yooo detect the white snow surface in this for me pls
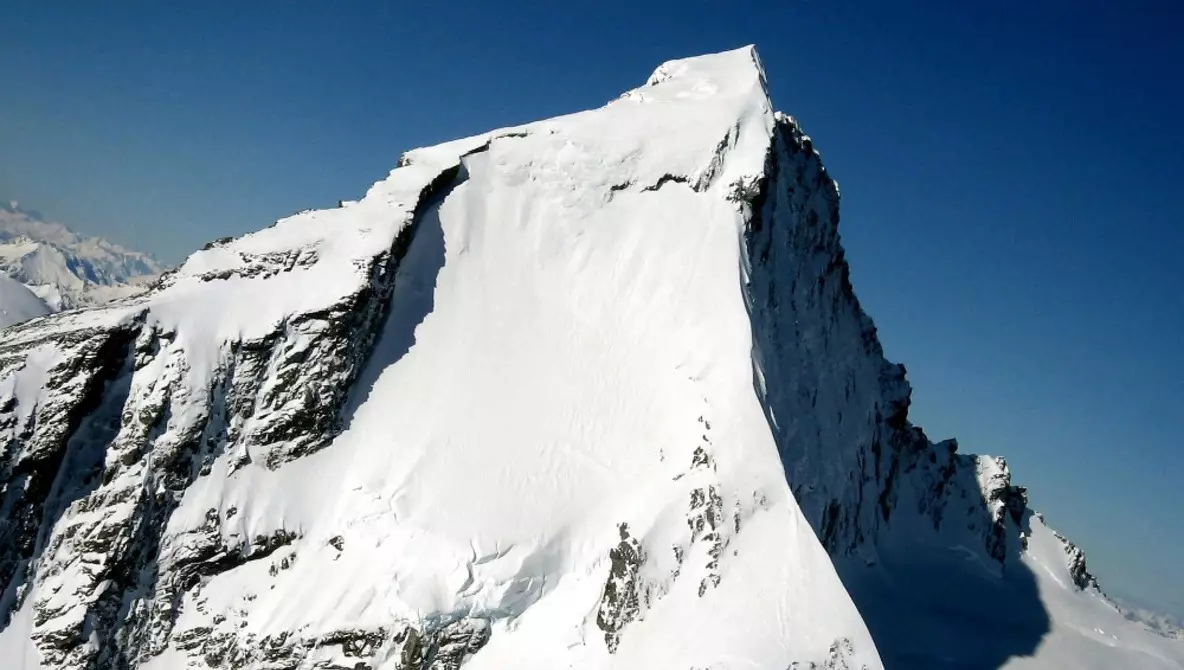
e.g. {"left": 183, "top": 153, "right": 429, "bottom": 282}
{"left": 0, "top": 274, "right": 50, "bottom": 329}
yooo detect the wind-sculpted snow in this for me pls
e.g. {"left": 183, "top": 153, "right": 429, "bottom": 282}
{"left": 0, "top": 46, "right": 1179, "bottom": 670}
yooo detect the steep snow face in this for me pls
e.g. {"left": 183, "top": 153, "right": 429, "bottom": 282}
{"left": 0, "top": 203, "right": 164, "bottom": 312}
{"left": 0, "top": 275, "right": 49, "bottom": 329}
{"left": 0, "top": 48, "right": 881, "bottom": 669}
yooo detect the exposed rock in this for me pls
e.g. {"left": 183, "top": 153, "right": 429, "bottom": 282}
{"left": 597, "top": 523, "right": 646, "bottom": 653}
{"left": 1055, "top": 530, "right": 1100, "bottom": 591}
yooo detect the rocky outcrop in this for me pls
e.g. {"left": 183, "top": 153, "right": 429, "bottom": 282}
{"left": 789, "top": 638, "right": 869, "bottom": 670}
{"left": 596, "top": 524, "right": 645, "bottom": 654}
{"left": 1053, "top": 528, "right": 1099, "bottom": 591}
{"left": 171, "top": 617, "right": 490, "bottom": 670}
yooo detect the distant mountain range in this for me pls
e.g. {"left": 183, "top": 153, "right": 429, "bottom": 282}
{"left": 0, "top": 201, "right": 164, "bottom": 318}
{"left": 1112, "top": 596, "right": 1184, "bottom": 640}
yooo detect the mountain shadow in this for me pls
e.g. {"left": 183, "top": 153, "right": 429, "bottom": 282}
{"left": 833, "top": 504, "right": 1051, "bottom": 669}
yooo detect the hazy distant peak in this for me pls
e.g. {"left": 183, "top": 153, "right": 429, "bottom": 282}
{"left": 0, "top": 201, "right": 165, "bottom": 315}
{"left": 0, "top": 203, "right": 164, "bottom": 272}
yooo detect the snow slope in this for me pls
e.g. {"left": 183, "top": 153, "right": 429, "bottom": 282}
{"left": 832, "top": 457, "right": 1184, "bottom": 669}
{"left": 0, "top": 202, "right": 163, "bottom": 313}
{"left": 0, "top": 46, "right": 1178, "bottom": 670}
{"left": 0, "top": 274, "right": 49, "bottom": 329}
{"left": 1006, "top": 515, "right": 1184, "bottom": 669}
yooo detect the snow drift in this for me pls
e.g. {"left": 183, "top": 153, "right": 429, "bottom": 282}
{"left": 0, "top": 47, "right": 1179, "bottom": 670}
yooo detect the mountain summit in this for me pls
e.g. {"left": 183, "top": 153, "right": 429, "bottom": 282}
{"left": 0, "top": 47, "right": 1179, "bottom": 670}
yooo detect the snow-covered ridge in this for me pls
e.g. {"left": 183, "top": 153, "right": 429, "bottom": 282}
{"left": 0, "top": 46, "right": 1179, "bottom": 670}
{"left": 0, "top": 202, "right": 164, "bottom": 313}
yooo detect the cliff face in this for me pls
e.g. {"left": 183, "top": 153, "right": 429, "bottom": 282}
{"left": 0, "top": 47, "right": 1177, "bottom": 670}
{"left": 740, "top": 116, "right": 1053, "bottom": 669}
{"left": 740, "top": 94, "right": 1180, "bottom": 670}
{"left": 742, "top": 115, "right": 1031, "bottom": 564}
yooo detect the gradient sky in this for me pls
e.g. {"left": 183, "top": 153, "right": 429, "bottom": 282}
{"left": 2, "top": 1, "right": 1181, "bottom": 617}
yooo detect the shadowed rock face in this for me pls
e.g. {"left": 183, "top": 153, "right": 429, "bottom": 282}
{"left": 742, "top": 116, "right": 1051, "bottom": 669}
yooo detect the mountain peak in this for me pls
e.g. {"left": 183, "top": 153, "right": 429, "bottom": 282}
{"left": 0, "top": 49, "right": 1179, "bottom": 670}
{"left": 638, "top": 44, "right": 767, "bottom": 96}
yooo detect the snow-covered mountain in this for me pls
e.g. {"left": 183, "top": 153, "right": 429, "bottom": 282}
{"left": 0, "top": 201, "right": 164, "bottom": 313}
{"left": 0, "top": 47, "right": 1178, "bottom": 670}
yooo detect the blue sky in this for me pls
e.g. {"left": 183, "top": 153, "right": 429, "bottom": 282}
{"left": 2, "top": 1, "right": 1181, "bottom": 616}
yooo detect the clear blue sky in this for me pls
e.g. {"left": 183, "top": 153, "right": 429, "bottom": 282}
{"left": 2, "top": 1, "right": 1181, "bottom": 617}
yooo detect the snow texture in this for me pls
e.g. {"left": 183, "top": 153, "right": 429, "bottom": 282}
{"left": 0, "top": 47, "right": 1179, "bottom": 670}
{"left": 0, "top": 275, "right": 50, "bottom": 329}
